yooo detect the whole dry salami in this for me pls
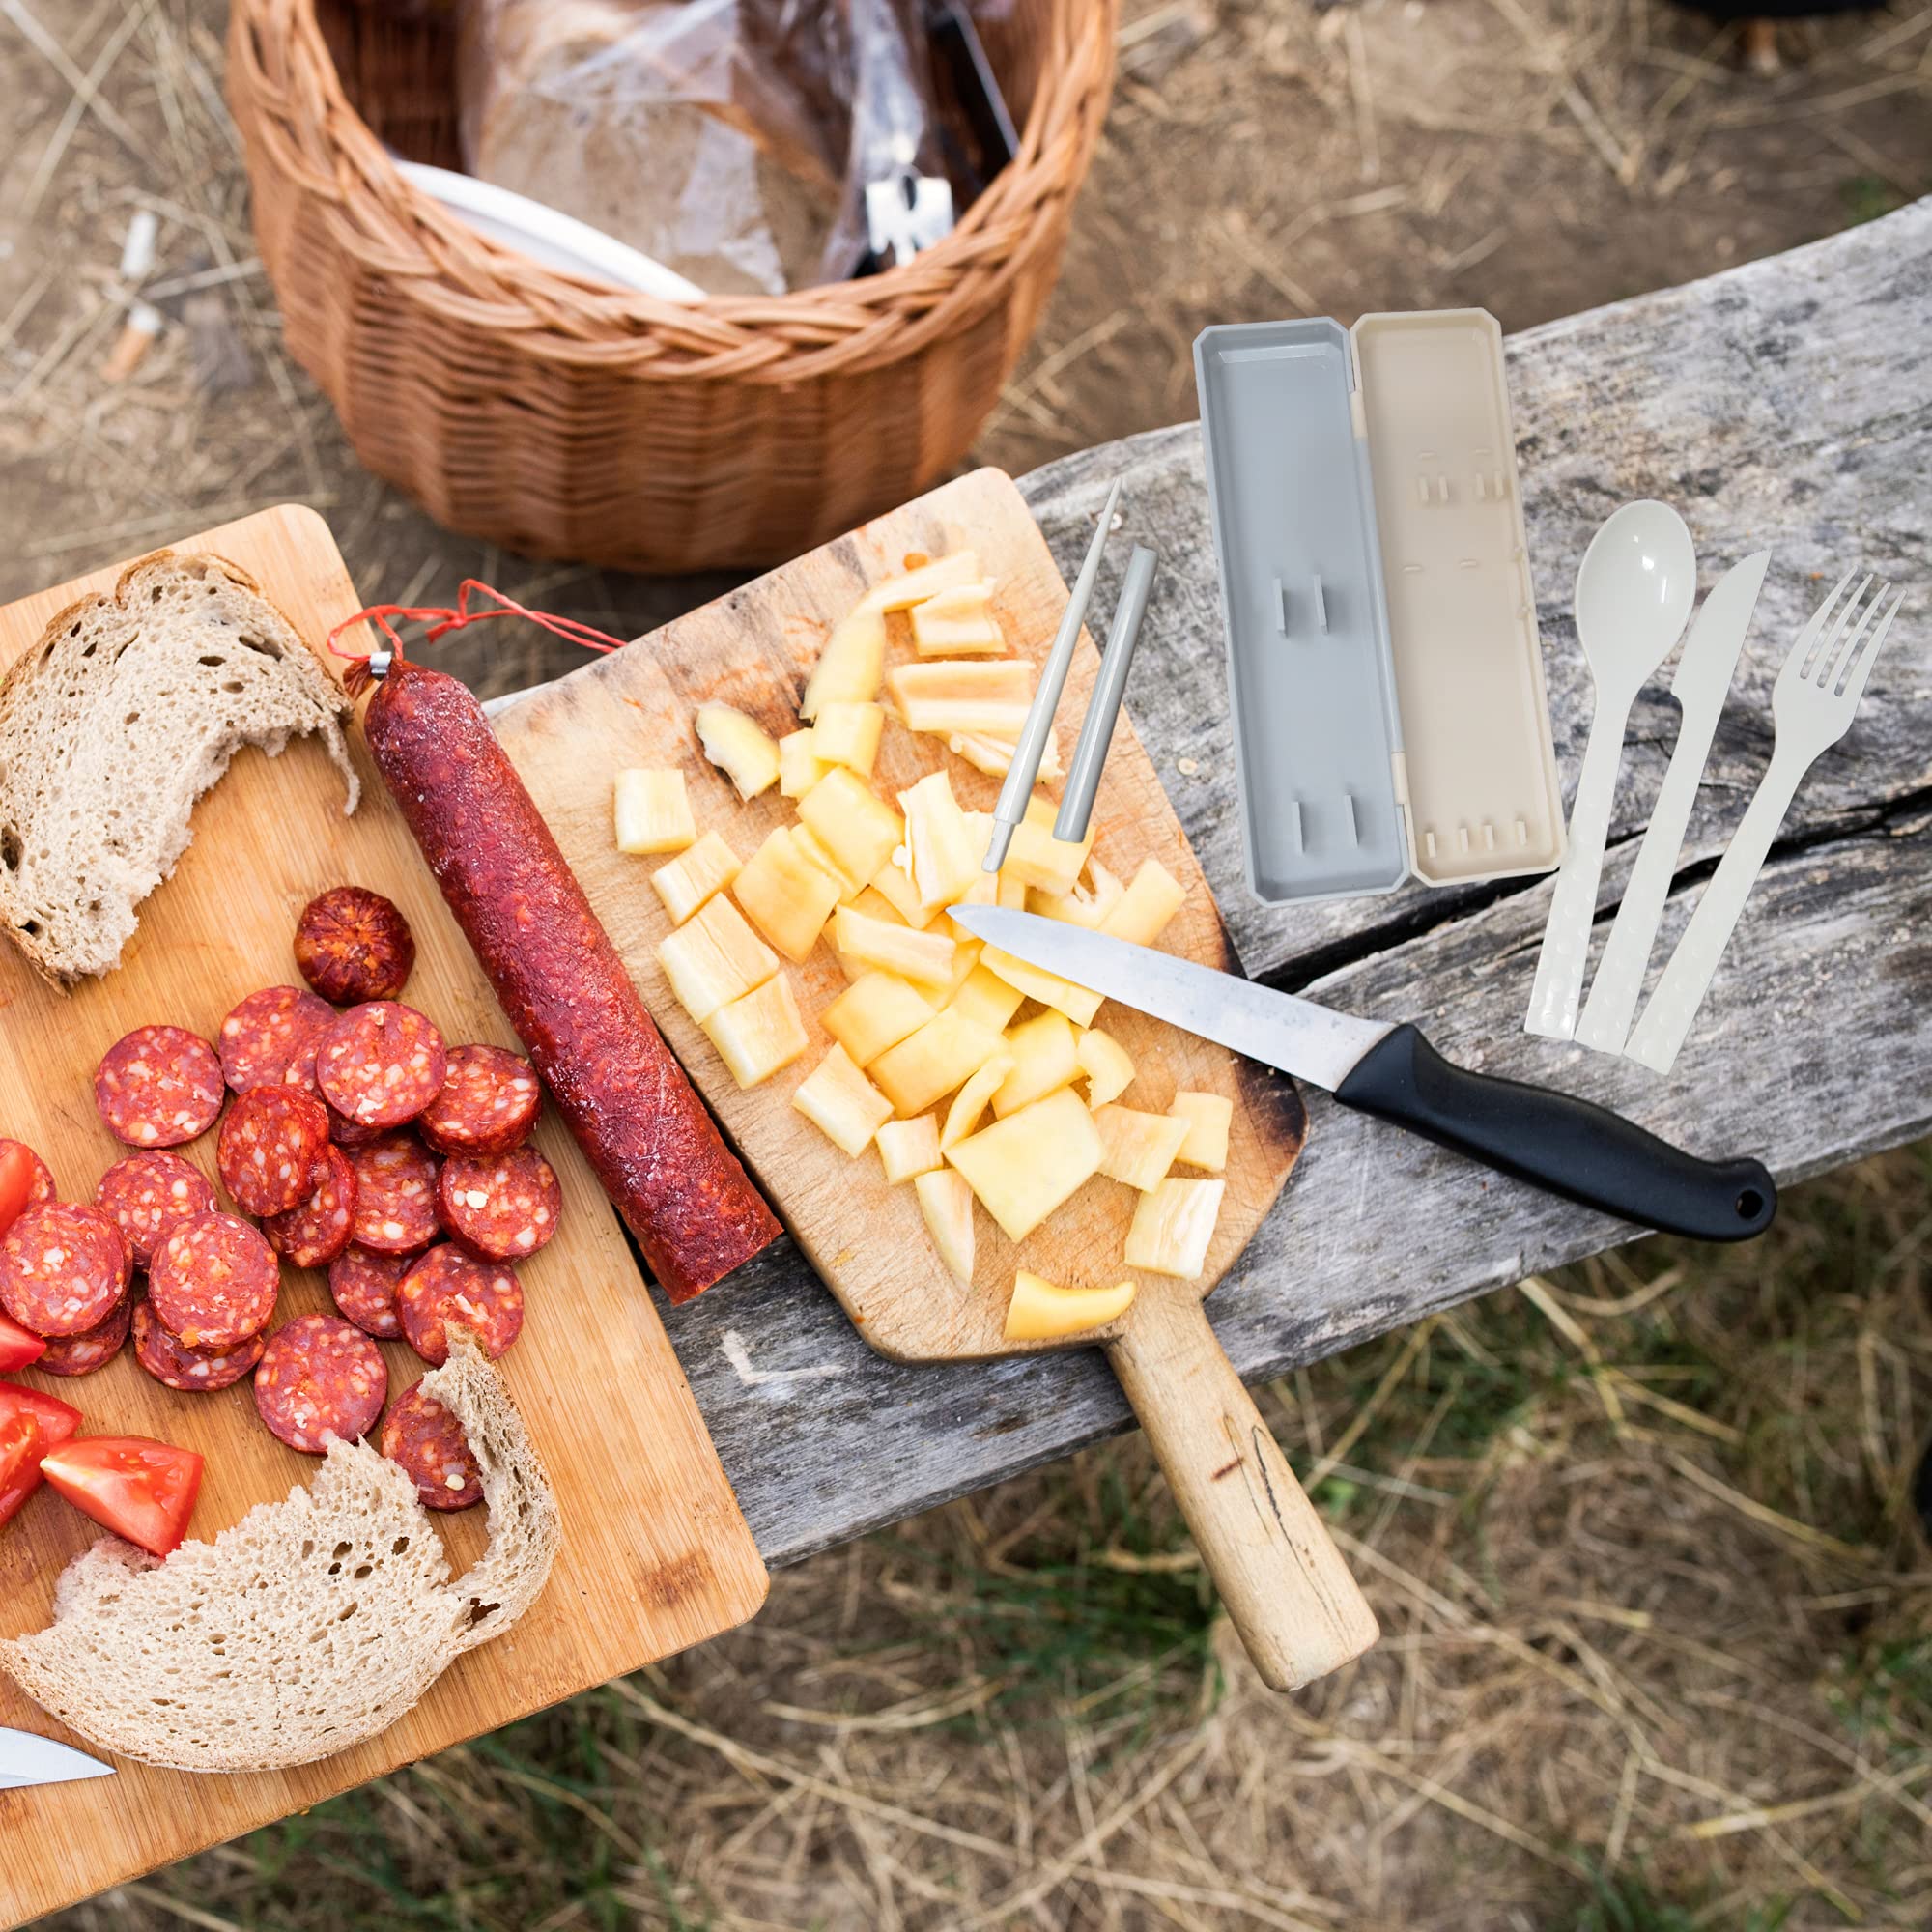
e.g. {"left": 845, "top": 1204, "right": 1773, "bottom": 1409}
{"left": 94, "top": 1151, "right": 217, "bottom": 1269}
{"left": 1, "top": 1140, "right": 56, "bottom": 1211}
{"left": 0, "top": 1202, "right": 128, "bottom": 1337}
{"left": 345, "top": 1134, "right": 440, "bottom": 1253}
{"left": 357, "top": 655, "right": 778, "bottom": 1301}
{"left": 316, "top": 1001, "right": 446, "bottom": 1129}
{"left": 295, "top": 886, "right": 416, "bottom": 1005}
{"left": 418, "top": 1044, "right": 542, "bottom": 1158}
{"left": 380, "top": 1383, "right": 483, "bottom": 1511}
{"left": 37, "top": 1294, "right": 131, "bottom": 1377}
{"left": 262, "top": 1145, "right": 358, "bottom": 1269}
{"left": 94, "top": 1025, "right": 225, "bottom": 1148}
{"left": 437, "top": 1147, "right": 561, "bottom": 1263}
{"left": 253, "top": 1313, "right": 387, "bottom": 1453}
{"left": 218, "top": 1086, "right": 330, "bottom": 1216}
{"left": 150, "top": 1210, "right": 279, "bottom": 1350}
{"left": 217, "top": 986, "right": 336, "bottom": 1094}
{"left": 398, "top": 1245, "right": 523, "bottom": 1366}
{"left": 131, "top": 1298, "right": 268, "bottom": 1392}
{"left": 326, "top": 1243, "right": 410, "bottom": 1340}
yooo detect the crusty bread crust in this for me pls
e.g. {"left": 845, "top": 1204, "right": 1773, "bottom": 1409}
{"left": 0, "top": 547, "right": 356, "bottom": 989}
{"left": 0, "top": 1339, "right": 559, "bottom": 1775}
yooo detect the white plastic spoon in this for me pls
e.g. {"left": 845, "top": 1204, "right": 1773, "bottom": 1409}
{"left": 1525, "top": 501, "right": 1697, "bottom": 1039}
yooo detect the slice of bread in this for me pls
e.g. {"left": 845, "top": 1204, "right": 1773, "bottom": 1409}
{"left": 0, "top": 1339, "right": 559, "bottom": 1775}
{"left": 0, "top": 547, "right": 357, "bottom": 988}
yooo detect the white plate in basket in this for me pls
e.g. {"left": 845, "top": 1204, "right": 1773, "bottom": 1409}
{"left": 394, "top": 159, "right": 706, "bottom": 304}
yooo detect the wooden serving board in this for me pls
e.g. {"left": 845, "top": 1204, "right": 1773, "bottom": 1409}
{"left": 495, "top": 469, "right": 1309, "bottom": 1361}
{"left": 497, "top": 470, "right": 1375, "bottom": 1692}
{"left": 0, "top": 508, "right": 768, "bottom": 1932}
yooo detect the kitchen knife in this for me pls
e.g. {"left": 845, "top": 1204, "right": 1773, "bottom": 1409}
{"left": 1574, "top": 551, "right": 1770, "bottom": 1055}
{"left": 948, "top": 906, "right": 1776, "bottom": 1242}
{"left": 0, "top": 1726, "right": 115, "bottom": 1790}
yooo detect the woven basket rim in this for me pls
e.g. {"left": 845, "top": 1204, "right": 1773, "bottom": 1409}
{"left": 234, "top": 0, "right": 1114, "bottom": 383}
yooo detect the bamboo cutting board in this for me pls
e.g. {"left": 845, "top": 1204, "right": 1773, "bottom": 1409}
{"left": 495, "top": 469, "right": 1375, "bottom": 1690}
{"left": 0, "top": 508, "right": 768, "bottom": 1932}
{"left": 495, "top": 469, "right": 1309, "bottom": 1362}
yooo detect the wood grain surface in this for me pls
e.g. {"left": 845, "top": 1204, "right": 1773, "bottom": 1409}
{"left": 0, "top": 508, "right": 768, "bottom": 1932}
{"left": 494, "top": 468, "right": 1310, "bottom": 1364}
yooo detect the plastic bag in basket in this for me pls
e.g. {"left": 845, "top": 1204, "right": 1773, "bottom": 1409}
{"left": 456, "top": 0, "right": 948, "bottom": 296}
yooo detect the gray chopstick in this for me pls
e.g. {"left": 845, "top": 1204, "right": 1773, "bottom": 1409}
{"left": 1053, "top": 543, "right": 1157, "bottom": 845}
{"left": 983, "top": 476, "right": 1122, "bottom": 871}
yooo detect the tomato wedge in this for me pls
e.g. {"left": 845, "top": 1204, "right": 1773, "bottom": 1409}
{"left": 0, "top": 1140, "right": 36, "bottom": 1239}
{"left": 0, "top": 1411, "right": 43, "bottom": 1531}
{"left": 0, "top": 1382, "right": 79, "bottom": 1526}
{"left": 0, "top": 1307, "right": 46, "bottom": 1374}
{"left": 41, "top": 1435, "right": 203, "bottom": 1557}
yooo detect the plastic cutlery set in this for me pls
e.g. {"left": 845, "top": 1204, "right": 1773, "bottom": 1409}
{"left": 1067, "top": 303, "right": 1907, "bottom": 1088}
{"left": 1526, "top": 515, "right": 1902, "bottom": 1073}
{"left": 1177, "top": 304, "right": 1909, "bottom": 1079}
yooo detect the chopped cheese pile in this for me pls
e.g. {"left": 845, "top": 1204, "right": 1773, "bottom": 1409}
{"left": 621, "top": 553, "right": 1236, "bottom": 1339}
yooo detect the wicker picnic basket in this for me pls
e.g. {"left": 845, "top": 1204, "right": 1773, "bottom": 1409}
{"left": 226, "top": 0, "right": 1118, "bottom": 572}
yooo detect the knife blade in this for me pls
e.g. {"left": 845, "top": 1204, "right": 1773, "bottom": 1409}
{"left": 1575, "top": 551, "right": 1770, "bottom": 1055}
{"left": 948, "top": 906, "right": 1776, "bottom": 1242}
{"left": 0, "top": 1725, "right": 115, "bottom": 1790}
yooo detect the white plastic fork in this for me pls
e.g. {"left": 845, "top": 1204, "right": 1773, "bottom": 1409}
{"left": 1624, "top": 568, "right": 1904, "bottom": 1075}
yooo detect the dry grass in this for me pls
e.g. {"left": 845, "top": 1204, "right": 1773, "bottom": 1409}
{"left": 4, "top": 2, "right": 1930, "bottom": 1927}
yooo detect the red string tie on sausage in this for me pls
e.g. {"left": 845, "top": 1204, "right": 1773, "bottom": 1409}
{"left": 327, "top": 581, "right": 629, "bottom": 699}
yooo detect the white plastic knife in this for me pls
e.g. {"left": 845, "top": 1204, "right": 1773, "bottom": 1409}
{"left": 948, "top": 905, "right": 1776, "bottom": 1242}
{"left": 1574, "top": 551, "right": 1770, "bottom": 1055}
{"left": 0, "top": 1725, "right": 114, "bottom": 1790}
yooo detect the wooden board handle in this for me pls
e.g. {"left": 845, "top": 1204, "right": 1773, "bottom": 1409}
{"left": 1106, "top": 1292, "right": 1378, "bottom": 1690}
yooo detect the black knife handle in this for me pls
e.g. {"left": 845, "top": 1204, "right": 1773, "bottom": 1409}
{"left": 1332, "top": 1025, "right": 1776, "bottom": 1242}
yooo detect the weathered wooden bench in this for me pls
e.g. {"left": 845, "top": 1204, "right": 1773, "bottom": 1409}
{"left": 586, "top": 203, "right": 1931, "bottom": 1566}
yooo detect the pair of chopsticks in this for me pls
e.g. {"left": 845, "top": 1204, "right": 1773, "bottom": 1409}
{"left": 983, "top": 479, "right": 1157, "bottom": 871}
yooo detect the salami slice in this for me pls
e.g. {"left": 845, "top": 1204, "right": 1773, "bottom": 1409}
{"left": 327, "top": 1102, "right": 386, "bottom": 1150}
{"left": 131, "top": 1298, "right": 267, "bottom": 1392}
{"left": 253, "top": 1312, "right": 387, "bottom": 1453}
{"left": 217, "top": 986, "right": 336, "bottom": 1094}
{"left": 36, "top": 1294, "right": 131, "bottom": 1377}
{"left": 418, "top": 1044, "right": 542, "bottom": 1158}
{"left": 1, "top": 1140, "right": 56, "bottom": 1211}
{"left": 326, "top": 1243, "right": 409, "bottom": 1340}
{"left": 316, "top": 1002, "right": 446, "bottom": 1129}
{"left": 437, "top": 1147, "right": 561, "bottom": 1263}
{"left": 94, "top": 1025, "right": 225, "bottom": 1148}
{"left": 94, "top": 1151, "right": 217, "bottom": 1269}
{"left": 217, "top": 1086, "right": 330, "bottom": 1216}
{"left": 295, "top": 887, "right": 416, "bottom": 1005}
{"left": 150, "top": 1211, "right": 279, "bottom": 1350}
{"left": 345, "top": 1134, "right": 440, "bottom": 1254}
{"left": 262, "top": 1145, "right": 358, "bottom": 1269}
{"left": 398, "top": 1245, "right": 524, "bottom": 1367}
{"left": 379, "top": 1383, "right": 483, "bottom": 1511}
{"left": 0, "top": 1202, "right": 128, "bottom": 1337}
{"left": 281, "top": 1029, "right": 326, "bottom": 1101}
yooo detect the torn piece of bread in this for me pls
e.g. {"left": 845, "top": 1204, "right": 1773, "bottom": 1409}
{"left": 0, "top": 547, "right": 357, "bottom": 987}
{"left": 0, "top": 1339, "right": 559, "bottom": 1775}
